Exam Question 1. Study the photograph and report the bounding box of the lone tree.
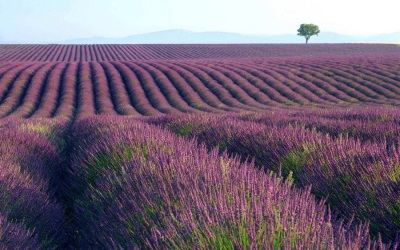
[297,23,320,44]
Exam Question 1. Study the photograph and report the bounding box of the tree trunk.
[306,38,309,44]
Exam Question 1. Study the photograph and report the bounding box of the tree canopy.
[297,24,320,44]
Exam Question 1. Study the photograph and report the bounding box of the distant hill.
[62,29,400,44]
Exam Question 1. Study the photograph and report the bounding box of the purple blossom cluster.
[0,118,68,248]
[0,114,398,248]
[0,42,399,249]
[145,110,400,242]
[64,116,390,248]
[238,107,400,146]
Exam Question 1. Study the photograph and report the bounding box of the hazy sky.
[0,0,399,42]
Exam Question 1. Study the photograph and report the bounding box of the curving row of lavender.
[145,108,400,242]
[0,44,399,62]
[0,118,68,248]
[65,116,392,248]
[1,43,399,248]
[1,116,398,248]
[237,107,400,146]
[0,112,400,249]
[0,56,399,119]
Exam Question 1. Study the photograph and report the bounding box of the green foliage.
[19,123,52,137]
[282,100,294,105]
[389,200,400,227]
[297,23,320,43]
[190,226,235,250]
[218,141,228,151]
[271,226,285,249]
[238,218,250,249]
[256,219,267,248]
[74,143,148,197]
[388,164,400,182]
[281,145,314,178]
[176,124,194,136]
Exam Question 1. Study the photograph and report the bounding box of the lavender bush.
[66,116,391,248]
[0,118,68,248]
[146,112,400,242]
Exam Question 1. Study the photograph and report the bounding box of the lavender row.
[0,63,45,117]
[121,62,182,114]
[136,62,201,113]
[13,63,56,116]
[238,107,400,146]
[192,62,270,109]
[146,113,400,241]
[154,61,242,112]
[0,118,68,248]
[173,61,259,111]
[110,62,161,115]
[52,63,78,118]
[0,44,399,61]
[98,62,139,115]
[65,116,388,249]
[149,62,220,112]
[1,58,400,118]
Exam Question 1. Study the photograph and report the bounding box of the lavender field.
[0,44,399,249]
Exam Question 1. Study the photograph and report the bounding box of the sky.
[0,0,399,43]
